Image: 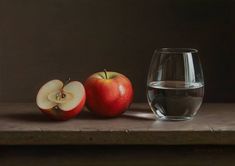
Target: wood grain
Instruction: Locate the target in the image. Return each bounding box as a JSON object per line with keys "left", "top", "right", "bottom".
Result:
{"left": 0, "top": 103, "right": 235, "bottom": 145}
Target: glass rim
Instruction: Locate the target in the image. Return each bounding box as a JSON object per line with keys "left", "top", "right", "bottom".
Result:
{"left": 157, "top": 48, "right": 198, "bottom": 54}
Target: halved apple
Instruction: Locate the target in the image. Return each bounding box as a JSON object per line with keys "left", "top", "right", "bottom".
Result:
{"left": 36, "top": 79, "right": 86, "bottom": 121}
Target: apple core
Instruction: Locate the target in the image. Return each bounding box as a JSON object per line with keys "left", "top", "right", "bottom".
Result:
{"left": 47, "top": 90, "right": 73, "bottom": 104}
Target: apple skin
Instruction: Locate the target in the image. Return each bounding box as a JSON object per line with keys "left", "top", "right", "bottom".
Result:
{"left": 39, "top": 94, "right": 86, "bottom": 121}
{"left": 84, "top": 71, "right": 133, "bottom": 118}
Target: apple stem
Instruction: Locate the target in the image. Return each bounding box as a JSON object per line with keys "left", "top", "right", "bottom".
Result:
{"left": 104, "top": 69, "right": 108, "bottom": 79}
{"left": 61, "top": 77, "right": 71, "bottom": 92}
{"left": 64, "top": 77, "right": 71, "bottom": 86}
{"left": 56, "top": 77, "right": 70, "bottom": 100}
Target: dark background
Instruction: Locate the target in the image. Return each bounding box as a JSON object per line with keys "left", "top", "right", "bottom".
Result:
{"left": 0, "top": 0, "right": 234, "bottom": 102}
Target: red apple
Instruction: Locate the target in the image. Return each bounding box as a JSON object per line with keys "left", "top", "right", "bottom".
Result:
{"left": 36, "top": 79, "right": 86, "bottom": 121}
{"left": 84, "top": 70, "right": 133, "bottom": 117}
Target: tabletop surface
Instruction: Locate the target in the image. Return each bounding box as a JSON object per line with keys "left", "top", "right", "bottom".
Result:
{"left": 0, "top": 103, "right": 235, "bottom": 145}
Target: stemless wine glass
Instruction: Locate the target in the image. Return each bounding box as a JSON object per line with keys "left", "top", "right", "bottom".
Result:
{"left": 147, "top": 48, "right": 204, "bottom": 121}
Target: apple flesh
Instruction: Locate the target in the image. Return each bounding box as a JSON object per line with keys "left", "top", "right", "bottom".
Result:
{"left": 36, "top": 79, "right": 86, "bottom": 121}
{"left": 85, "top": 70, "right": 133, "bottom": 117}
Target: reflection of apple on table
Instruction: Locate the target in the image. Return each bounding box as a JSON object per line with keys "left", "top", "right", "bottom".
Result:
{"left": 36, "top": 70, "right": 133, "bottom": 120}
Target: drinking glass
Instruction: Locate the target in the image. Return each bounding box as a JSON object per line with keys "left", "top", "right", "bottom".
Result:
{"left": 147, "top": 48, "right": 204, "bottom": 121}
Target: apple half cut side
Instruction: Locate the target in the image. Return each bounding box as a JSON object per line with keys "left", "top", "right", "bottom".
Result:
{"left": 36, "top": 79, "right": 86, "bottom": 121}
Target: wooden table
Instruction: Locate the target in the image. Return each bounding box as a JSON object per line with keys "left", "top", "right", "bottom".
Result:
{"left": 1, "top": 103, "right": 235, "bottom": 165}
{"left": 1, "top": 103, "right": 235, "bottom": 145}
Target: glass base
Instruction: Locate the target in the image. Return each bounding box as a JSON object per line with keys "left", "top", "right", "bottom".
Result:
{"left": 157, "top": 116, "right": 193, "bottom": 121}
{"left": 149, "top": 107, "right": 197, "bottom": 121}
